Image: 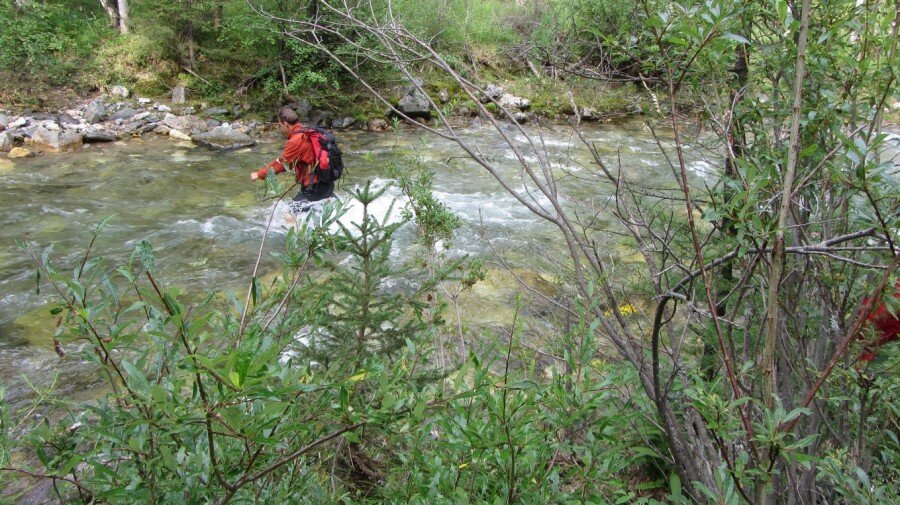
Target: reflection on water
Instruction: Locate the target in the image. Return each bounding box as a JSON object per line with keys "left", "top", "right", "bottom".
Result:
{"left": 0, "top": 119, "right": 720, "bottom": 410}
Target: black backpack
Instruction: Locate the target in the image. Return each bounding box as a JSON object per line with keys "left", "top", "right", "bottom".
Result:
{"left": 300, "top": 127, "right": 345, "bottom": 183}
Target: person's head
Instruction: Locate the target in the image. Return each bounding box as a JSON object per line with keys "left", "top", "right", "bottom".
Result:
{"left": 277, "top": 107, "right": 300, "bottom": 137}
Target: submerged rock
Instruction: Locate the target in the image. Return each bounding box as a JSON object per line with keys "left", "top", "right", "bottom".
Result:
{"left": 192, "top": 126, "right": 255, "bottom": 150}
{"left": 8, "top": 147, "right": 35, "bottom": 158}
{"left": 31, "top": 126, "right": 82, "bottom": 152}
{"left": 168, "top": 129, "right": 192, "bottom": 141}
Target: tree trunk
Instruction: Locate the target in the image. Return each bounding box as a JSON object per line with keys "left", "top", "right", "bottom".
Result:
{"left": 116, "top": 0, "right": 129, "bottom": 34}
{"left": 99, "top": 0, "right": 119, "bottom": 30}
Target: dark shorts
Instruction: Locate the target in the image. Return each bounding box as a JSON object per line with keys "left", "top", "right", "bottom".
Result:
{"left": 290, "top": 181, "right": 335, "bottom": 212}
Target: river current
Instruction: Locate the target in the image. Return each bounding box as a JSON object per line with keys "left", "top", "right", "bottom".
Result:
{"left": 1, "top": 119, "right": 723, "bottom": 410}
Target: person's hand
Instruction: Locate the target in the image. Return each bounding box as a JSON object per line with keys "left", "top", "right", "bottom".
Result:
{"left": 250, "top": 172, "right": 259, "bottom": 181}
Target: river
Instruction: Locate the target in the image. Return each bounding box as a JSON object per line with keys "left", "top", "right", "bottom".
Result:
{"left": 0, "top": 118, "right": 723, "bottom": 411}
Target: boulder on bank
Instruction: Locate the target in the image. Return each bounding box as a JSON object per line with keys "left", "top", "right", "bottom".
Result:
{"left": 82, "top": 130, "right": 118, "bottom": 143}
{"left": 110, "top": 85, "right": 129, "bottom": 99}
{"left": 171, "top": 85, "right": 186, "bottom": 104}
{"left": 331, "top": 117, "right": 356, "bottom": 129}
{"left": 0, "top": 131, "right": 13, "bottom": 152}
{"left": 31, "top": 126, "right": 82, "bottom": 152}
{"left": 497, "top": 93, "right": 530, "bottom": 111}
{"left": 192, "top": 126, "right": 255, "bottom": 150}
{"left": 293, "top": 100, "right": 312, "bottom": 119}
{"left": 395, "top": 79, "right": 431, "bottom": 119}
{"left": 203, "top": 107, "right": 229, "bottom": 117}
{"left": 163, "top": 113, "right": 207, "bottom": 133}
{"left": 482, "top": 83, "right": 504, "bottom": 102}
{"left": 109, "top": 108, "right": 139, "bottom": 121}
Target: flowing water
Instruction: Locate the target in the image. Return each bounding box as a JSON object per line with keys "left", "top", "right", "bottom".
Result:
{"left": 0, "top": 118, "right": 727, "bottom": 411}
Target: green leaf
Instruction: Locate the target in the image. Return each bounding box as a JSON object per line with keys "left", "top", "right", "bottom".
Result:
{"left": 670, "top": 473, "right": 682, "bottom": 497}
{"left": 723, "top": 33, "right": 750, "bottom": 44}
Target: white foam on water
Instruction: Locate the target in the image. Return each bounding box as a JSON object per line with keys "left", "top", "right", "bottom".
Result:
{"left": 268, "top": 178, "right": 406, "bottom": 236}
{"left": 686, "top": 160, "right": 719, "bottom": 180}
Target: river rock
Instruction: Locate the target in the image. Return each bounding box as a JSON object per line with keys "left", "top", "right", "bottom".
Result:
{"left": 482, "top": 83, "right": 504, "bottom": 102}
{"left": 367, "top": 118, "right": 389, "bottom": 132}
{"left": 110, "top": 85, "right": 129, "bottom": 98}
{"left": 137, "top": 97, "right": 152, "bottom": 104}
{"left": 137, "top": 122, "right": 160, "bottom": 134}
{"left": 109, "top": 108, "right": 139, "bottom": 121}
{"left": 497, "top": 93, "right": 530, "bottom": 111}
{"left": 0, "top": 131, "right": 12, "bottom": 152}
{"left": 206, "top": 118, "right": 221, "bottom": 128}
{"left": 31, "top": 126, "right": 82, "bottom": 152}
{"left": 0, "top": 113, "right": 8, "bottom": 130}
{"left": 580, "top": 107, "right": 599, "bottom": 121}
{"left": 133, "top": 111, "right": 150, "bottom": 121}
{"left": 82, "top": 130, "right": 118, "bottom": 143}
{"left": 163, "top": 113, "right": 207, "bottom": 133}
{"left": 396, "top": 80, "right": 431, "bottom": 119}
{"left": 154, "top": 125, "right": 171, "bottom": 135}
{"left": 513, "top": 112, "right": 529, "bottom": 123}
{"left": 203, "top": 107, "right": 229, "bottom": 116}
{"left": 293, "top": 100, "right": 312, "bottom": 119}
{"left": 9, "top": 117, "right": 27, "bottom": 129}
{"left": 158, "top": 104, "right": 171, "bottom": 113}
{"left": 8, "top": 147, "right": 34, "bottom": 158}
{"left": 308, "top": 110, "right": 330, "bottom": 127}
{"left": 331, "top": 117, "right": 356, "bottom": 129}
{"left": 192, "top": 126, "right": 255, "bottom": 150}
{"left": 168, "top": 129, "right": 192, "bottom": 141}
{"left": 171, "top": 85, "right": 186, "bottom": 104}
{"left": 82, "top": 100, "right": 107, "bottom": 124}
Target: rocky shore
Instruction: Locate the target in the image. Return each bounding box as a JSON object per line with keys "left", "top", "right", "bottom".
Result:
{"left": 0, "top": 81, "right": 590, "bottom": 160}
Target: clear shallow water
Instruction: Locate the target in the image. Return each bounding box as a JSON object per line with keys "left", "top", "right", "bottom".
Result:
{"left": 0, "top": 119, "right": 719, "bottom": 409}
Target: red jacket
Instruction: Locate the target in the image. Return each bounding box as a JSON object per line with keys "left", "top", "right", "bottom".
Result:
{"left": 255, "top": 124, "right": 317, "bottom": 187}
{"left": 859, "top": 279, "right": 900, "bottom": 362}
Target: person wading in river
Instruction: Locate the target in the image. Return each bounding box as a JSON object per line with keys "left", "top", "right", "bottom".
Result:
{"left": 250, "top": 107, "right": 334, "bottom": 210}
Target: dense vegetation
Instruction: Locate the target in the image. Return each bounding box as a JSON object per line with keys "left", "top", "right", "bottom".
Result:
{"left": 0, "top": 0, "right": 637, "bottom": 116}
{"left": 2, "top": 0, "right": 899, "bottom": 503}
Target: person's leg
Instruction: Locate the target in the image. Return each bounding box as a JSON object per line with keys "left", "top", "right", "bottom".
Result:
{"left": 291, "top": 189, "right": 314, "bottom": 213}
{"left": 304, "top": 181, "right": 335, "bottom": 202}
